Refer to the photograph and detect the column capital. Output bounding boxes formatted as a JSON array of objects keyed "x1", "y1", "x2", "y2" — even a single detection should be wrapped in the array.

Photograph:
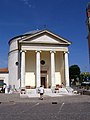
[
  {"x1": 35, "y1": 50, "x2": 41, "y2": 53},
  {"x1": 50, "y1": 50, "x2": 56, "y2": 53},
  {"x1": 64, "y1": 51, "x2": 69, "y2": 54},
  {"x1": 20, "y1": 50, "x2": 27, "y2": 53}
]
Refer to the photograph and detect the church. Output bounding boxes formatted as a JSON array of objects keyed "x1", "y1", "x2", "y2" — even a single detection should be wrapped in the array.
[{"x1": 8, "y1": 29, "x2": 71, "y2": 91}]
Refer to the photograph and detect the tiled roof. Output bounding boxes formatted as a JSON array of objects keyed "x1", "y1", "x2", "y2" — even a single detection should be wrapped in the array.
[
  {"x1": 8, "y1": 29, "x2": 42, "y2": 44},
  {"x1": 0, "y1": 68, "x2": 8, "y2": 73}
]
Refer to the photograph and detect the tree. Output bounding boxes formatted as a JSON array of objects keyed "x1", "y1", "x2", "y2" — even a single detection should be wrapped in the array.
[
  {"x1": 69, "y1": 65, "x2": 81, "y2": 85},
  {"x1": 80, "y1": 72, "x2": 90, "y2": 82}
]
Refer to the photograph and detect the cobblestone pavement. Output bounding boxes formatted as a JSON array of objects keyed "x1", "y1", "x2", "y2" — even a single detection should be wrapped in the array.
[{"x1": 0, "y1": 94, "x2": 90, "y2": 120}]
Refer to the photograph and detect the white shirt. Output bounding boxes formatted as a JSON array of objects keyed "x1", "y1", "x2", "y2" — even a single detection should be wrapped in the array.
[{"x1": 39, "y1": 87, "x2": 44, "y2": 93}]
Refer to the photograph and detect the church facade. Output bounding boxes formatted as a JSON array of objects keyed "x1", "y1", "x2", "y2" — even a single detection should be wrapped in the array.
[{"x1": 8, "y1": 29, "x2": 71, "y2": 90}]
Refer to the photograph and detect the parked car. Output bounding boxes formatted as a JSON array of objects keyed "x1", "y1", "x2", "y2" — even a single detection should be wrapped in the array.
[{"x1": 81, "y1": 82, "x2": 90, "y2": 86}]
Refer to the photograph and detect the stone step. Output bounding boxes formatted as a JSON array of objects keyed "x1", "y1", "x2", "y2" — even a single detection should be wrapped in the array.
[
  {"x1": 25, "y1": 88, "x2": 73, "y2": 94},
  {"x1": 20, "y1": 88, "x2": 74, "y2": 98}
]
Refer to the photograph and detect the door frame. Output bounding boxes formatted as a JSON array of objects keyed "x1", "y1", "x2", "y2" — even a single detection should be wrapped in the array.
[{"x1": 41, "y1": 71, "x2": 47, "y2": 88}]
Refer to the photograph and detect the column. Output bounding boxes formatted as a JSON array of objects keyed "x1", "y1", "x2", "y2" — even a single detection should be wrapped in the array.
[
  {"x1": 50, "y1": 51, "x2": 55, "y2": 87},
  {"x1": 36, "y1": 51, "x2": 41, "y2": 87},
  {"x1": 21, "y1": 50, "x2": 26, "y2": 88},
  {"x1": 64, "y1": 52, "x2": 70, "y2": 87}
]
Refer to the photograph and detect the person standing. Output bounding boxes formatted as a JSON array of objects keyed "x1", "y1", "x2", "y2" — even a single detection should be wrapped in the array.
[{"x1": 39, "y1": 86, "x2": 44, "y2": 100}]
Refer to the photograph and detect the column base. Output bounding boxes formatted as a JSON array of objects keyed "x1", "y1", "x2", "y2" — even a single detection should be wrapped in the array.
[
  {"x1": 36, "y1": 87, "x2": 40, "y2": 93},
  {"x1": 20, "y1": 87, "x2": 26, "y2": 94}
]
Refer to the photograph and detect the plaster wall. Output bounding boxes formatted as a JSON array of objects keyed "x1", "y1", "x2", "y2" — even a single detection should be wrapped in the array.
[
  {"x1": 25, "y1": 51, "x2": 64, "y2": 87},
  {"x1": 41, "y1": 51, "x2": 51, "y2": 86},
  {"x1": 28, "y1": 35, "x2": 62, "y2": 44},
  {"x1": 8, "y1": 50, "x2": 20, "y2": 89},
  {"x1": 25, "y1": 51, "x2": 36, "y2": 87},
  {"x1": 55, "y1": 52, "x2": 64, "y2": 85},
  {"x1": 9, "y1": 39, "x2": 19, "y2": 52}
]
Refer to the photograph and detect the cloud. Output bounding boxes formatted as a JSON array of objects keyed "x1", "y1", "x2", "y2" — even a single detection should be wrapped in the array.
[{"x1": 21, "y1": 0, "x2": 32, "y2": 8}]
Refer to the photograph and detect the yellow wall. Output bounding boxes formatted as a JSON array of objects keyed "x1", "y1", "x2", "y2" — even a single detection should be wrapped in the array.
[
  {"x1": 55, "y1": 52, "x2": 64, "y2": 85},
  {"x1": 25, "y1": 51, "x2": 35, "y2": 87},
  {"x1": 41, "y1": 51, "x2": 51, "y2": 87}
]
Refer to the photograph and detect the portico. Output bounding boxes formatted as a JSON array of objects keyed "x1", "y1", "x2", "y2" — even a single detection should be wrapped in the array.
[
  {"x1": 20, "y1": 50, "x2": 70, "y2": 89},
  {"x1": 8, "y1": 29, "x2": 71, "y2": 90}
]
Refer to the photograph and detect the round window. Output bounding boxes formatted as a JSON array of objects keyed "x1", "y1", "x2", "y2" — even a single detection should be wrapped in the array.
[
  {"x1": 15, "y1": 62, "x2": 18, "y2": 66},
  {"x1": 40, "y1": 60, "x2": 45, "y2": 65}
]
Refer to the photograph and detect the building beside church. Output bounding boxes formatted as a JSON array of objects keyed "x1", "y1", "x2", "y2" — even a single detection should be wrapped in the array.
[
  {"x1": 0, "y1": 68, "x2": 8, "y2": 89},
  {"x1": 8, "y1": 29, "x2": 71, "y2": 91}
]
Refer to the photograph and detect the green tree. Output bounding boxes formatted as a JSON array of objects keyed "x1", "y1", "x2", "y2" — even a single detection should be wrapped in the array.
[
  {"x1": 80, "y1": 72, "x2": 90, "y2": 82},
  {"x1": 69, "y1": 65, "x2": 81, "y2": 85}
]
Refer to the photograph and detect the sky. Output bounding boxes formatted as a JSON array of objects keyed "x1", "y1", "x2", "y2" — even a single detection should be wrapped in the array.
[{"x1": 0, "y1": 0, "x2": 90, "y2": 72}]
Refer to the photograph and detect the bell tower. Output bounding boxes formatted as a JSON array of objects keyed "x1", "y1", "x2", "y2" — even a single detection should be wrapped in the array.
[{"x1": 86, "y1": 2, "x2": 90, "y2": 63}]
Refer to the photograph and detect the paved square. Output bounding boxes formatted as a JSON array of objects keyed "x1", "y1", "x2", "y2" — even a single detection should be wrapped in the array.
[{"x1": 0, "y1": 94, "x2": 90, "y2": 120}]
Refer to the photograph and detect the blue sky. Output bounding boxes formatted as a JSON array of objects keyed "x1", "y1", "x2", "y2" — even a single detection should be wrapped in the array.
[{"x1": 0, "y1": 0, "x2": 90, "y2": 72}]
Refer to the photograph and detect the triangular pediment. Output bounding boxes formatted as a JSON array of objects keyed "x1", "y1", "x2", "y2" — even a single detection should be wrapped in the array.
[{"x1": 19, "y1": 30, "x2": 71, "y2": 45}]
